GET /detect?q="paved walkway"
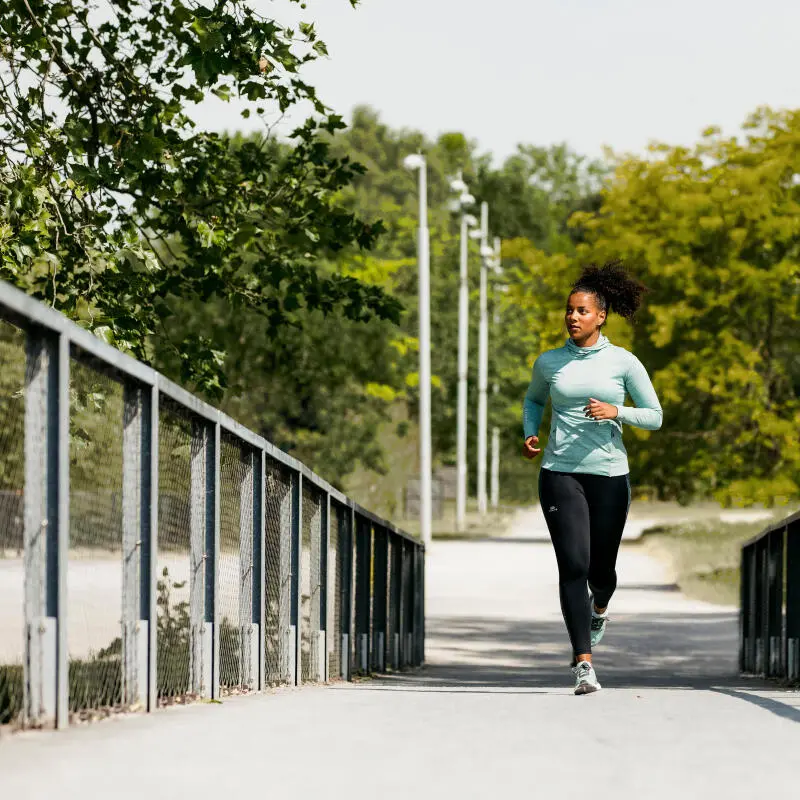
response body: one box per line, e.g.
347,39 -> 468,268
2,513 -> 799,799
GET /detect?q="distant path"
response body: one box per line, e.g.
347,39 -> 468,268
2,509 -> 799,799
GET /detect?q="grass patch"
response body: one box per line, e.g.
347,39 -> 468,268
640,515 -> 786,606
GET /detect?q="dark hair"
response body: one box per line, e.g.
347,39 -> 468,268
570,259 -> 646,321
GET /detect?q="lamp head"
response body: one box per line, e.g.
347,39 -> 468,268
403,154 -> 426,171
459,192 -> 475,207
463,214 -> 478,227
468,228 -> 483,240
480,245 -> 495,258
449,177 -> 468,193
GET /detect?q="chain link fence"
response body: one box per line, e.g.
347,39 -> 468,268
67,357 -> 125,717
0,321 -> 25,725
0,278 -> 424,732
327,502 -> 343,679
157,401 -> 194,703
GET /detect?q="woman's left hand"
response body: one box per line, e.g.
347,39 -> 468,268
584,398 -> 619,421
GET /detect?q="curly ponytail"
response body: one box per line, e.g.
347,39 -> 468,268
571,259 -> 646,321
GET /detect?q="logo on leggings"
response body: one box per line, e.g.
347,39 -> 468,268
548,505 -> 558,513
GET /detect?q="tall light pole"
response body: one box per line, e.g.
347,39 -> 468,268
477,202 -> 492,516
490,236 -> 502,510
449,174 -> 476,533
403,154 -> 432,548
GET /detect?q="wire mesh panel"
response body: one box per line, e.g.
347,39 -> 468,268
0,321 -> 26,726
218,434 -> 252,694
327,501 -> 343,679
301,481 -> 322,683
67,356 -> 124,716
387,534 -> 401,671
264,458 -> 292,685
352,514 -> 372,674
156,400 -> 194,702
371,527 -> 388,672
787,523 -> 800,681
402,541 -> 414,667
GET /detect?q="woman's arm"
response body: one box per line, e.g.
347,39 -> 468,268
616,355 -> 663,430
523,356 -> 550,439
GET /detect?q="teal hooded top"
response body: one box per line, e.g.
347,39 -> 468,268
523,334 -> 662,477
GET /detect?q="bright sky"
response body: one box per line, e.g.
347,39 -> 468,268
192,0 -> 800,162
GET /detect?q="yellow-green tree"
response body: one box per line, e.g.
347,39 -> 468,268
570,107 -> 800,505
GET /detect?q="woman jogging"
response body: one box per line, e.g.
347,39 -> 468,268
522,261 -> 662,695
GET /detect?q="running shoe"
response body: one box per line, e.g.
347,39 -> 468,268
590,606 -> 609,647
572,660 -> 601,695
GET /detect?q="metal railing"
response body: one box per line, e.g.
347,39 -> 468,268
0,279 -> 425,730
740,509 -> 800,682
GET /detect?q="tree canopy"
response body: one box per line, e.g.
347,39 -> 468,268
0,0 -> 399,395
569,108 -> 800,504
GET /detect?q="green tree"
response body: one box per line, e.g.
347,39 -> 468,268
571,108 -> 800,505
474,143 -> 606,250
328,108 -> 605,503
0,0 -> 399,396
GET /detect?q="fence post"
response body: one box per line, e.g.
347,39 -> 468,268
23,331 -> 69,728
255,452 -> 265,691
146,386 -> 158,711
291,471 -> 303,686
786,521 -> 800,681
121,383 -> 153,709
319,493 -> 330,682
210,424 -> 220,698
415,546 -> 425,666
349,507 -> 358,677
239,449 -> 256,690
406,542 -> 417,666
372,527 -> 388,673
340,506 -> 353,681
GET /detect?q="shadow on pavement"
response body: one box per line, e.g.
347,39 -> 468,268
711,687 -> 800,724
365,613 -> 744,690
357,612 -> 799,723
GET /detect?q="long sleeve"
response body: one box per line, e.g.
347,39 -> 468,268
522,356 -> 549,439
616,355 -> 663,430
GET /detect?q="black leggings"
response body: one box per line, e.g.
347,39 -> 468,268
538,468 -> 631,657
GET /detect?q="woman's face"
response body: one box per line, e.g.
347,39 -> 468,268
565,291 -> 606,341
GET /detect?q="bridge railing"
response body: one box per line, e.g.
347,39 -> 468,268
0,279 -> 424,730
740,509 -> 800,682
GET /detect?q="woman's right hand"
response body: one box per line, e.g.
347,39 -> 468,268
522,435 -> 542,460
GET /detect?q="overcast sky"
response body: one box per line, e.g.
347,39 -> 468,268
193,0 -> 800,163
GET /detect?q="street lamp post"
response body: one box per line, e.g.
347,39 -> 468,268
490,236 -> 502,510
449,175 -> 476,533
477,202 -> 491,516
403,154 -> 432,549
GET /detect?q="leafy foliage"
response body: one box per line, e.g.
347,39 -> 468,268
0,0 -> 399,395
570,108 -> 800,504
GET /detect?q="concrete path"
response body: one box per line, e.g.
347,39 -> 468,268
2,519 -> 799,799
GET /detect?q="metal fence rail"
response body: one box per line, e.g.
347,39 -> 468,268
0,279 -> 425,730
740,509 -> 800,682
